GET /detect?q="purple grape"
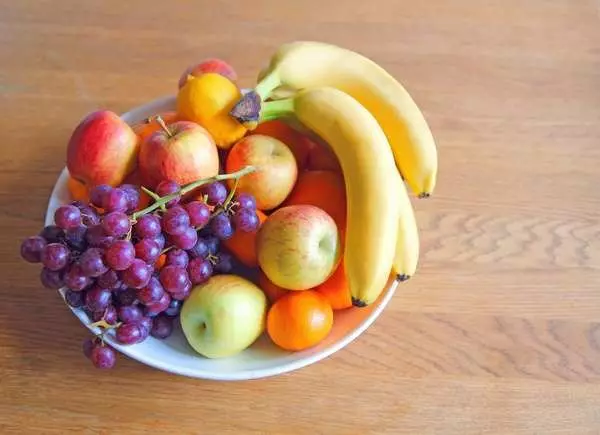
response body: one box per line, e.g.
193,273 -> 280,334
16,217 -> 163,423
41,243 -> 70,271
97,270 -> 121,290
104,240 -> 135,271
39,225 -> 64,243
116,323 -> 143,345
64,263 -> 92,291
170,279 -> 191,300
115,288 -> 137,307
166,249 -> 189,268
83,338 -> 96,359
85,287 -> 112,312
85,225 -> 114,249
137,276 -> 165,305
118,305 -> 143,324
120,184 -> 140,213
122,259 -> 152,289
91,345 -> 116,369
138,316 -> 152,336
101,211 -> 131,237
21,236 -> 47,263
184,201 -> 211,228
202,182 -> 227,205
210,213 -> 233,240
65,289 -> 85,308
188,238 -> 208,259
144,292 -> 171,316
236,192 -> 257,211
233,209 -> 260,232
92,305 -> 118,325
135,238 -> 161,264
103,188 -> 129,213
65,226 -> 88,251
151,315 -> 173,339
54,205 -> 81,229
152,233 -> 166,251
214,252 -> 233,274
161,206 -> 190,236
90,184 -> 112,208
187,257 -> 213,285
165,299 -> 182,317
79,247 -> 108,277
134,214 -> 161,239
72,202 -> 100,227
159,265 -> 190,294
156,180 -> 181,207
40,267 -> 64,289
169,226 -> 198,250
204,235 -> 220,255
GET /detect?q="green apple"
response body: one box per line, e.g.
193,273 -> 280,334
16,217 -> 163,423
180,275 -> 267,359
257,204 -> 341,290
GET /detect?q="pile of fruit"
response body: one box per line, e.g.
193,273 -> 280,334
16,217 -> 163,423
20,41 -> 437,370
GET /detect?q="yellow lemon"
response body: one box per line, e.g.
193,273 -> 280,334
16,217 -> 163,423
176,73 -> 247,149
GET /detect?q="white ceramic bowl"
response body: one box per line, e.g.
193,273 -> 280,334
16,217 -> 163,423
47,96 -> 398,380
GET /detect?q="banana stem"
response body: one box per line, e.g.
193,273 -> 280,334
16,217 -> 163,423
260,98 -> 295,122
255,71 -> 283,100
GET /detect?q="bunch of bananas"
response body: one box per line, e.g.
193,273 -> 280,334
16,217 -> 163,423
232,41 -> 438,307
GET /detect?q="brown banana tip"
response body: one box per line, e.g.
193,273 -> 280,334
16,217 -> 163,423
229,90 -> 261,127
351,297 -> 368,308
396,274 -> 410,282
418,192 -> 431,199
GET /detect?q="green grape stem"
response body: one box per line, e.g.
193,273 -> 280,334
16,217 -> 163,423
131,166 -> 256,220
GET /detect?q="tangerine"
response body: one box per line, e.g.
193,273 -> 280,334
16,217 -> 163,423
314,260 -> 352,310
258,269 -> 289,304
267,290 -> 333,351
222,210 -> 267,267
283,170 -> 347,230
67,176 -> 90,203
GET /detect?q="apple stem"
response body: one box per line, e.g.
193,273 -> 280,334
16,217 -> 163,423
155,115 -> 173,138
132,166 -> 256,220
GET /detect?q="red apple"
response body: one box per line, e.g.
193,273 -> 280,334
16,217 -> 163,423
66,110 -> 139,187
225,135 -> 298,210
257,205 -> 341,290
177,58 -> 237,88
138,119 -> 219,189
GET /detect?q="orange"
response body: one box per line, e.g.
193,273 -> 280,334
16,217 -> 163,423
258,269 -> 289,304
283,170 -> 347,231
222,209 -> 267,267
252,120 -> 316,171
267,290 -> 333,351
132,112 -> 179,144
67,176 -> 90,203
314,260 -> 352,310
154,254 -> 167,271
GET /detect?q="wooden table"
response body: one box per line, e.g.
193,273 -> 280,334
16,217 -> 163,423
2,1 -> 600,433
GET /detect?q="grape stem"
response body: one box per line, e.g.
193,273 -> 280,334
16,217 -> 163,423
89,319 -> 122,330
132,166 -> 256,220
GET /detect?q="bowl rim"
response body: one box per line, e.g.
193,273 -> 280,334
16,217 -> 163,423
47,96 -> 398,380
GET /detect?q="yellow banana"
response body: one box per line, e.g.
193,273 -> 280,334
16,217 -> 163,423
258,87 -> 399,306
255,41 -> 438,197
392,172 -> 420,280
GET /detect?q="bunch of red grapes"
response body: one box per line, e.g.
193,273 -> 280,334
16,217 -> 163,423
20,177 -> 258,369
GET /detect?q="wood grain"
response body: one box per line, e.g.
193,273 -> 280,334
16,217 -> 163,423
1,0 -> 600,433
